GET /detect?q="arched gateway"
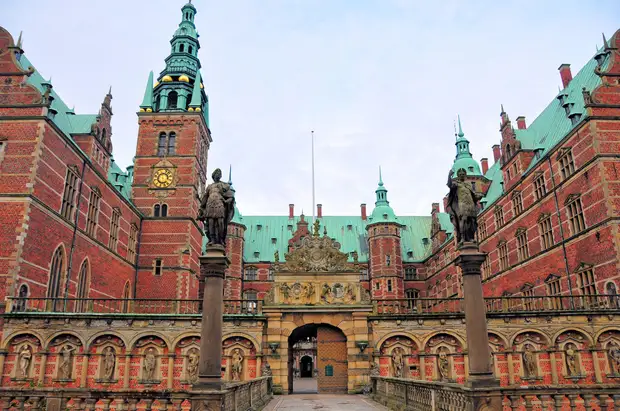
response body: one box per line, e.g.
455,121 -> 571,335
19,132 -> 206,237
263,227 -> 374,394
288,324 -> 348,393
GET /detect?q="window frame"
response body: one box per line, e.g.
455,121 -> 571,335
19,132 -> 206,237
109,207 -> 121,251
60,166 -> 80,221
538,214 -> 554,250
498,241 -> 509,271
566,195 -> 586,235
85,188 -> 101,237
516,228 -> 529,262
533,173 -> 547,200
558,148 -> 575,180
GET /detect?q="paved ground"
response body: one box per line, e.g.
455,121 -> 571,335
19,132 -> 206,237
293,377 -> 318,393
265,394 -> 388,411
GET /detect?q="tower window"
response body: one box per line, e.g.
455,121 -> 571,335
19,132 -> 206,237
189,46 -> 193,55
180,44 -> 185,53
161,204 -> 168,217
386,255 -> 391,266
167,132 -> 176,155
387,279 -> 393,292
168,91 -> 178,109
157,132 -> 167,156
154,259 -> 163,276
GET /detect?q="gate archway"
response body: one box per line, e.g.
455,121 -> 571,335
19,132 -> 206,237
300,355 -> 313,378
288,323 -> 348,394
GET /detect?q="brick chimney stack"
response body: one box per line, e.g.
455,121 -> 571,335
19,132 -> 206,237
492,145 -> 501,163
516,116 -> 526,130
317,204 -> 322,218
360,203 -> 367,220
289,204 -> 294,219
481,158 -> 489,175
558,64 -> 572,89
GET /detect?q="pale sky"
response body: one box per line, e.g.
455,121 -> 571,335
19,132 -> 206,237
3,1 -> 619,216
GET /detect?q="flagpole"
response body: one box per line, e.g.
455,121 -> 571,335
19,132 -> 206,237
311,130 -> 315,223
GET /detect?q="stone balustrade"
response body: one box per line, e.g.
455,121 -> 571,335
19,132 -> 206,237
371,376 -> 620,411
0,376 -> 272,410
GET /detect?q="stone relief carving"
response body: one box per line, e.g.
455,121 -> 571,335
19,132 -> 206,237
17,345 -> 32,379
437,347 -> 450,381
143,347 -> 157,381
608,343 -> 620,375
187,348 -> 200,383
277,234 -> 349,272
391,347 -> 405,378
231,348 -> 244,381
57,344 -> 76,380
564,343 -> 579,377
522,343 -> 537,379
101,346 -> 116,381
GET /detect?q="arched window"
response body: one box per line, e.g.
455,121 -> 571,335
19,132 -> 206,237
168,91 -> 178,109
157,132 -> 167,156
180,44 -> 185,53
188,46 -> 193,55
121,281 -> 131,313
167,132 -> 176,155
606,282 -> 619,308
48,246 -> 65,311
76,260 -> 90,312
154,204 -> 161,217
161,204 -> 168,217
13,284 -> 29,312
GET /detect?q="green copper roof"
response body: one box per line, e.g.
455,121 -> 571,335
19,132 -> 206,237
227,214 -> 453,264
451,115 -> 482,176
140,71 -> 154,109
108,158 -> 133,200
369,168 -> 399,224
189,70 -> 202,108
481,46 -> 610,208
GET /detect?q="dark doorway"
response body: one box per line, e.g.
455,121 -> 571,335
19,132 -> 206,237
300,355 -> 313,378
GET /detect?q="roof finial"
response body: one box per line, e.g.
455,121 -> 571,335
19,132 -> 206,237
228,164 -> 232,184
453,119 -> 457,139
457,114 -> 464,138
500,104 -> 505,114
602,32 -> 608,48
16,31 -> 23,48
379,166 -> 383,186
108,85 -> 112,95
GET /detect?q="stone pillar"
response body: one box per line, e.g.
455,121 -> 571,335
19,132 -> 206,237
195,244 -> 229,390
80,354 -> 89,388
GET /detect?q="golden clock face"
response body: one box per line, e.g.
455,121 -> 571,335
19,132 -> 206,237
153,168 -> 173,188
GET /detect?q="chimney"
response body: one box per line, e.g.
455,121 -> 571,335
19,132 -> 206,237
317,204 -> 322,218
481,158 -> 489,174
431,203 -> 440,214
360,203 -> 367,221
492,145 -> 501,163
289,204 -> 294,219
558,64 -> 572,89
516,116 -> 526,130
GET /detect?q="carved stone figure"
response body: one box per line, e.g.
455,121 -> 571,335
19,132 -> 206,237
522,344 -> 537,378
446,168 -> 482,243
312,219 -> 320,237
391,347 -> 405,378
17,345 -> 32,378
274,250 -> 279,263
197,168 -> 235,247
352,250 -> 359,263
102,346 -> 116,380
231,348 -> 244,381
565,344 -> 579,376
303,283 -> 315,303
437,349 -> 450,380
187,348 -> 199,383
345,283 -> 356,302
280,283 -> 291,301
608,343 -> 620,375
370,361 -> 380,377
143,347 -> 157,381
58,344 -> 75,380
321,283 -> 332,302
261,360 -> 272,377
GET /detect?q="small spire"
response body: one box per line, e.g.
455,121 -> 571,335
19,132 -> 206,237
602,32 -> 608,48
189,71 -> 202,108
108,85 -> 112,95
457,114 -> 464,138
16,31 -> 23,48
228,164 -> 232,184
378,166 -> 383,186
500,104 -> 505,114
140,71 -> 154,109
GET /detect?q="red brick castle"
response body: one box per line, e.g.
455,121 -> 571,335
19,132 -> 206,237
0,1 -> 619,404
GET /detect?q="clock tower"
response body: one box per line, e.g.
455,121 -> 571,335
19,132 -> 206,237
131,1 -> 210,299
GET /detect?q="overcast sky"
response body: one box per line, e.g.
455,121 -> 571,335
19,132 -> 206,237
3,1 -> 619,216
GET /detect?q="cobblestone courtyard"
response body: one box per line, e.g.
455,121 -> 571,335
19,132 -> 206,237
265,394 -> 388,410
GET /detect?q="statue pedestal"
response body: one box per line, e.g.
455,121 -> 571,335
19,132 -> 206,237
194,245 -> 230,391
454,242 -> 499,389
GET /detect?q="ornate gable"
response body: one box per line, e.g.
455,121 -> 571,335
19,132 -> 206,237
277,234 -> 350,272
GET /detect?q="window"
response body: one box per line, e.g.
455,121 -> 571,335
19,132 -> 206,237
13,284 -> 29,312
506,167 -> 511,181
244,267 -> 257,281
76,260 -> 90,312
154,204 -> 168,217
605,282 -> 619,309
558,148 -> 575,180
360,269 -> 369,281
47,246 -> 65,310
157,132 -> 167,156
495,207 -> 504,228
404,267 -> 417,280
566,196 -> 585,235
167,132 -> 176,155
244,290 -> 258,313
521,285 -> 535,310
577,266 -> 597,306
482,255 -> 491,279
546,275 -> 562,310
498,241 -> 509,271
478,219 -> 488,240
168,91 -> 178,109
538,214 -> 554,250
161,204 -> 168,217
109,208 -> 120,251
387,279 -> 393,292
512,191 -> 523,216
128,224 -> 138,263
122,282 -> 131,313
534,174 -> 546,200
405,289 -> 419,310
180,44 -> 185,53
154,259 -> 163,276
85,188 -> 101,236
516,229 -> 529,262
375,282 -> 380,290
385,255 -> 391,266
188,46 -> 193,55
61,167 -> 79,220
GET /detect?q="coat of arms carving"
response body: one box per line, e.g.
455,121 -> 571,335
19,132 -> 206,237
277,234 -> 350,272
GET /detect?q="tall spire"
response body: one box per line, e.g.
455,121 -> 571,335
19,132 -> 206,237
375,167 -> 388,206
140,71 -> 154,111
457,114 -> 464,138
455,115 -> 471,158
451,115 -> 482,176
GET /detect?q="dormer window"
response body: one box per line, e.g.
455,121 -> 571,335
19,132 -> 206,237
257,224 -> 262,231
347,224 -> 353,231
271,237 -> 277,244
